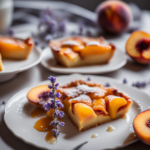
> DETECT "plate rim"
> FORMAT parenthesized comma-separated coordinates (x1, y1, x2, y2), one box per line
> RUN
(0, 46, 42, 75)
(41, 47, 127, 74)
(4, 74, 149, 149)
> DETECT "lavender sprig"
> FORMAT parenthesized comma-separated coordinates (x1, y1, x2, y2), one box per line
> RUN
(43, 75, 65, 139)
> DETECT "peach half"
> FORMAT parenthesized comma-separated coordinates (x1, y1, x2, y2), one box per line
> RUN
(27, 85, 50, 108)
(96, 0, 132, 34)
(133, 110, 150, 145)
(126, 31, 150, 64)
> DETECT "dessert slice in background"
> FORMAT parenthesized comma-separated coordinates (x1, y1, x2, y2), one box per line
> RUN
(0, 37, 34, 60)
(126, 31, 150, 64)
(49, 36, 116, 67)
(0, 53, 4, 71)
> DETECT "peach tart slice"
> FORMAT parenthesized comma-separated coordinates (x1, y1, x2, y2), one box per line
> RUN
(49, 36, 116, 67)
(126, 31, 150, 64)
(0, 37, 34, 60)
(27, 79, 132, 131)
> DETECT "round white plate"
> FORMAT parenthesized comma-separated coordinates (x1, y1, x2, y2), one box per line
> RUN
(0, 46, 42, 83)
(41, 46, 127, 74)
(4, 74, 149, 150)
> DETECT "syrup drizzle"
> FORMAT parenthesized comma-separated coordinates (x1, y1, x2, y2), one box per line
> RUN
(31, 108, 56, 144)
(31, 108, 46, 118)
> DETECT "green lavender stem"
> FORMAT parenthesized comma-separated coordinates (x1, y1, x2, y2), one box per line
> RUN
(52, 82, 58, 139)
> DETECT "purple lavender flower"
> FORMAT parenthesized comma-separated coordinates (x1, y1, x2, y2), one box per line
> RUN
(43, 102, 51, 111)
(38, 91, 49, 101)
(48, 20, 57, 34)
(50, 120, 59, 126)
(123, 78, 127, 84)
(34, 39, 39, 45)
(55, 83, 59, 87)
(105, 83, 111, 87)
(43, 75, 65, 139)
(49, 91, 54, 98)
(48, 85, 53, 89)
(56, 100, 64, 108)
(132, 81, 147, 88)
(44, 34, 53, 42)
(86, 28, 92, 37)
(70, 31, 76, 35)
(48, 76, 56, 83)
(56, 92, 61, 98)
(59, 122, 65, 127)
(8, 28, 14, 36)
(78, 22, 84, 35)
(52, 129, 60, 138)
(2, 101, 5, 105)
(59, 20, 66, 33)
(58, 111, 65, 118)
(87, 77, 91, 81)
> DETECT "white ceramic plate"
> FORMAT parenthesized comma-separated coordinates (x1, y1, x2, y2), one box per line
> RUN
(41, 46, 127, 74)
(0, 46, 42, 83)
(4, 74, 149, 150)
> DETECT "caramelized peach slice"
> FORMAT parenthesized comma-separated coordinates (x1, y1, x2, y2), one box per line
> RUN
(0, 37, 34, 60)
(80, 44, 112, 58)
(73, 103, 97, 123)
(133, 110, 150, 145)
(69, 95, 92, 106)
(27, 85, 50, 108)
(105, 95, 127, 118)
(0, 53, 3, 71)
(60, 47, 79, 60)
(92, 99, 108, 114)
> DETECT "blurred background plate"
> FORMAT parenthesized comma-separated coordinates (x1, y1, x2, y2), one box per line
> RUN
(41, 46, 127, 74)
(0, 44, 42, 83)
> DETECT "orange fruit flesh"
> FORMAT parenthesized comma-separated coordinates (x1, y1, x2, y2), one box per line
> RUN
(105, 96, 127, 118)
(92, 99, 108, 114)
(126, 31, 150, 58)
(74, 103, 97, 123)
(80, 45, 111, 58)
(27, 85, 50, 107)
(133, 110, 150, 145)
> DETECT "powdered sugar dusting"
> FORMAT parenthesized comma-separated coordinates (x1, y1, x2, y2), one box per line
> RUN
(60, 88, 82, 98)
(86, 41, 101, 46)
(64, 48, 72, 54)
(62, 40, 79, 46)
(69, 94, 92, 104)
(106, 95, 121, 101)
(77, 84, 106, 97)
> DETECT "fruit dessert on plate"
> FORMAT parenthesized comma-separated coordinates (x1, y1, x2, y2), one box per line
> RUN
(0, 37, 34, 71)
(27, 79, 132, 131)
(49, 36, 116, 67)
(126, 31, 150, 64)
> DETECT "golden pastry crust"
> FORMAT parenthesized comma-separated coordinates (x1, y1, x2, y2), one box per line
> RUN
(49, 36, 116, 67)
(58, 80, 132, 131)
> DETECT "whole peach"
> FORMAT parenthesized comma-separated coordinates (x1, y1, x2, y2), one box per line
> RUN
(96, 0, 132, 34)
